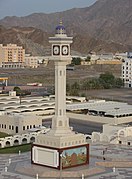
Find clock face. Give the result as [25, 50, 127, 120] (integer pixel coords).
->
[53, 45, 60, 55]
[62, 45, 69, 55]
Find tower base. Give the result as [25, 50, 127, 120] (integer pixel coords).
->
[31, 133, 89, 169]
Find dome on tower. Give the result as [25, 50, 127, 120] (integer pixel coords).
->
[55, 20, 66, 35]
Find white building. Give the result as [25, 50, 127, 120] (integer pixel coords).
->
[0, 127, 50, 148]
[0, 112, 42, 135]
[92, 123, 132, 146]
[24, 54, 49, 68]
[122, 52, 132, 87]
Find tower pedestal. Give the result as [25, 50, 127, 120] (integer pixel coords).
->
[32, 130, 89, 169]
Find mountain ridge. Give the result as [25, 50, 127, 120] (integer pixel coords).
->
[0, 0, 132, 54]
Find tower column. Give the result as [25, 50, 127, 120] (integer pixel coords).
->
[55, 61, 67, 117]
[51, 61, 70, 131]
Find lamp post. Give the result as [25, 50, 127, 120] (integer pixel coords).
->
[82, 173, 85, 179]
[60, 153, 63, 179]
[114, 107, 119, 118]
[114, 107, 119, 124]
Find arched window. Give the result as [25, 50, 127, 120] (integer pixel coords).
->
[119, 130, 125, 137]
[5, 141, 10, 147]
[30, 137, 35, 143]
[14, 140, 19, 146]
[22, 138, 27, 144]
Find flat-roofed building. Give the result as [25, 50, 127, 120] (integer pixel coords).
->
[92, 123, 132, 146]
[0, 44, 25, 68]
[25, 54, 40, 68]
[0, 112, 42, 135]
[25, 54, 49, 68]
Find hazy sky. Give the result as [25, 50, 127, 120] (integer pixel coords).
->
[0, 0, 97, 19]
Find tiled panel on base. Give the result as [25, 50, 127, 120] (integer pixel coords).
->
[31, 144, 89, 170]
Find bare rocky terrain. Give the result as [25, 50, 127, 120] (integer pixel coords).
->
[1, 64, 131, 105]
[0, 0, 132, 54]
[0, 64, 121, 86]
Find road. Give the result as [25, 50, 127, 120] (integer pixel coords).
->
[43, 118, 103, 135]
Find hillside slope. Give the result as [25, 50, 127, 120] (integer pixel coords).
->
[0, 0, 132, 53]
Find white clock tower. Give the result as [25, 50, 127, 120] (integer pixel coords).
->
[32, 21, 89, 170]
[48, 21, 73, 135]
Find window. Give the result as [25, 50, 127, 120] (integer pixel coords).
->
[23, 126, 25, 130]
[12, 126, 14, 130]
[60, 109, 62, 115]
[27, 126, 29, 129]
[60, 70, 62, 76]
[119, 141, 122, 144]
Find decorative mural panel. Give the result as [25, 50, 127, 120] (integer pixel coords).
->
[61, 146, 87, 168]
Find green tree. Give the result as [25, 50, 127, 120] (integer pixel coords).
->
[85, 56, 91, 62]
[72, 57, 81, 65]
[99, 72, 115, 89]
[71, 82, 80, 90]
[115, 78, 123, 88]
[68, 82, 80, 96]
[82, 78, 103, 90]
[13, 86, 22, 96]
[70, 88, 79, 96]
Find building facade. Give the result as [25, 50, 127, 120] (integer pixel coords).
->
[0, 112, 42, 135]
[92, 123, 132, 146]
[0, 44, 25, 68]
[25, 54, 49, 68]
[122, 52, 132, 87]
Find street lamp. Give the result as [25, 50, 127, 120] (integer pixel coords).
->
[82, 173, 85, 179]
[114, 107, 119, 117]
[114, 107, 120, 125]
[60, 153, 63, 179]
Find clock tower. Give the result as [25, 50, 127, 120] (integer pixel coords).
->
[32, 21, 89, 170]
[48, 21, 73, 135]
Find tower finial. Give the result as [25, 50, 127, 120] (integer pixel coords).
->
[55, 19, 66, 35]
[59, 19, 63, 25]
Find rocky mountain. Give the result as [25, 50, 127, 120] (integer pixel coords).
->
[0, 0, 132, 54]
[0, 26, 51, 55]
[0, 25, 129, 56]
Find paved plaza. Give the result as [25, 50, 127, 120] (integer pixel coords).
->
[0, 143, 132, 178]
